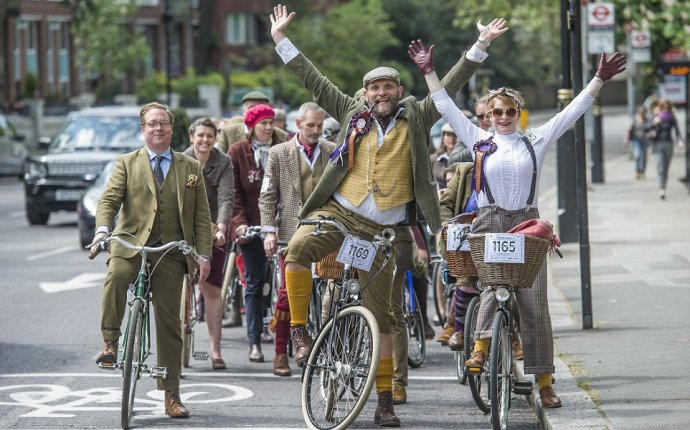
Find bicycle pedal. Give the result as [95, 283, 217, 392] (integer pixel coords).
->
[193, 351, 209, 361]
[513, 380, 533, 395]
[98, 362, 119, 370]
[148, 366, 168, 379]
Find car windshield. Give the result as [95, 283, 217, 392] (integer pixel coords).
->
[51, 115, 143, 152]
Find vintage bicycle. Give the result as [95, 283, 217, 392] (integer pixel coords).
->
[403, 270, 426, 368]
[89, 234, 202, 429]
[298, 216, 395, 430]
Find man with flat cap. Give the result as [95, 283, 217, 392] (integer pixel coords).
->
[270, 4, 505, 427]
[217, 91, 289, 153]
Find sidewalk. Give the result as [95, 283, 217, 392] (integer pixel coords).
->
[525, 149, 690, 429]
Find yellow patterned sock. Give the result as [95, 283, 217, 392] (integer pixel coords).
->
[375, 357, 394, 394]
[537, 373, 553, 390]
[286, 269, 312, 326]
[473, 338, 490, 355]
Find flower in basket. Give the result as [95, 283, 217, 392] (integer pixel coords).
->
[186, 174, 198, 188]
[247, 169, 261, 184]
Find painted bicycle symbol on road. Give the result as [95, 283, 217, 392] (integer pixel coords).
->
[0, 383, 252, 418]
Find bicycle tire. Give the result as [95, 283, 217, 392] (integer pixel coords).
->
[121, 300, 143, 429]
[181, 275, 193, 368]
[405, 286, 425, 368]
[220, 250, 237, 317]
[430, 260, 445, 324]
[301, 306, 380, 430]
[466, 296, 490, 413]
[454, 349, 468, 385]
[490, 310, 512, 430]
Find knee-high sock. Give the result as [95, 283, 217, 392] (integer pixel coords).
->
[454, 288, 478, 332]
[376, 357, 394, 394]
[286, 269, 311, 326]
[473, 338, 490, 355]
[274, 308, 290, 354]
[537, 373, 554, 390]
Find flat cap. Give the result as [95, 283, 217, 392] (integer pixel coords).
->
[362, 67, 400, 87]
[242, 90, 270, 103]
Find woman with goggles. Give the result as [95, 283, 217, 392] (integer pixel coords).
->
[408, 28, 626, 409]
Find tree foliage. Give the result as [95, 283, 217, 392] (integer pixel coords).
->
[64, 0, 149, 95]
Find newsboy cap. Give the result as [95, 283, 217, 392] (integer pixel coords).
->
[242, 91, 270, 103]
[362, 67, 400, 87]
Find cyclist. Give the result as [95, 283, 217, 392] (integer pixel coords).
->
[270, 5, 506, 426]
[258, 101, 335, 376]
[411, 38, 625, 408]
[91, 102, 213, 418]
[183, 118, 235, 370]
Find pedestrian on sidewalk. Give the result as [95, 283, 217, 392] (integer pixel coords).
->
[624, 105, 651, 180]
[647, 98, 685, 200]
[410, 38, 626, 409]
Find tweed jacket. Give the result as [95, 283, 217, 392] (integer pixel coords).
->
[95, 147, 213, 273]
[259, 136, 336, 241]
[439, 162, 474, 222]
[217, 122, 289, 154]
[183, 146, 235, 226]
[227, 136, 281, 240]
[285, 52, 481, 233]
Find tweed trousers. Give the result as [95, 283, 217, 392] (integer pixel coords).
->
[472, 205, 555, 375]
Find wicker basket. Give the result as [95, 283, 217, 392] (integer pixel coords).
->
[441, 213, 477, 277]
[315, 251, 358, 281]
[468, 233, 551, 288]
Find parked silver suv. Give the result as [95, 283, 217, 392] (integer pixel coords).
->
[23, 106, 143, 225]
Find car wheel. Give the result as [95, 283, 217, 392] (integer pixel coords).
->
[26, 203, 49, 225]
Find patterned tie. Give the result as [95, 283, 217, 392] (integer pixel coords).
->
[153, 155, 164, 184]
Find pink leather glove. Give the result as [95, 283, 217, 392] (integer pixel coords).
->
[595, 52, 626, 82]
[407, 39, 435, 74]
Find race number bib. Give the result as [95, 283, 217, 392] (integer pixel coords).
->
[446, 223, 471, 252]
[484, 233, 525, 263]
[336, 236, 376, 272]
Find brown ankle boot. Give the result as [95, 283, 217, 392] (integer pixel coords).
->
[290, 325, 313, 367]
[374, 391, 401, 427]
[164, 390, 189, 418]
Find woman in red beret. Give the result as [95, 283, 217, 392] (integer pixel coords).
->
[227, 104, 284, 362]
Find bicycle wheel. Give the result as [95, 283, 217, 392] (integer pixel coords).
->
[466, 296, 490, 413]
[307, 279, 325, 339]
[181, 275, 194, 368]
[220, 250, 237, 317]
[430, 260, 445, 324]
[301, 306, 380, 430]
[454, 349, 468, 385]
[405, 285, 425, 368]
[121, 300, 143, 429]
[490, 310, 512, 430]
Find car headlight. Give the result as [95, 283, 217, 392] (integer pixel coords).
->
[27, 161, 47, 179]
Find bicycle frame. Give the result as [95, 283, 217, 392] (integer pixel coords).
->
[120, 263, 154, 372]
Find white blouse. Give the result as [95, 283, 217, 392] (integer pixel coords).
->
[431, 89, 594, 210]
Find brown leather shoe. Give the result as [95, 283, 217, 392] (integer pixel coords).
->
[539, 386, 562, 408]
[423, 322, 435, 340]
[448, 331, 464, 350]
[273, 353, 291, 377]
[249, 344, 264, 362]
[392, 383, 406, 405]
[435, 324, 453, 345]
[164, 390, 189, 418]
[212, 358, 226, 370]
[464, 350, 486, 373]
[374, 391, 401, 427]
[512, 339, 524, 360]
[96, 341, 118, 366]
[290, 325, 313, 367]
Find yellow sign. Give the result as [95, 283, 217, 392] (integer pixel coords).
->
[670, 66, 690, 76]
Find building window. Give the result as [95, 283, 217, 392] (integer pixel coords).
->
[225, 13, 256, 46]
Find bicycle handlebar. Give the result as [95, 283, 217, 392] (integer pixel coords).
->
[301, 217, 396, 248]
[88, 234, 203, 264]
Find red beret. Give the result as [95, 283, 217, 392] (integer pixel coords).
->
[244, 104, 275, 130]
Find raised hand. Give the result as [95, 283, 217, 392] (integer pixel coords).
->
[270, 4, 296, 43]
[595, 52, 626, 82]
[476, 18, 509, 45]
[408, 39, 436, 75]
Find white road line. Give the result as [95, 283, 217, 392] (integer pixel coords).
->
[27, 245, 78, 261]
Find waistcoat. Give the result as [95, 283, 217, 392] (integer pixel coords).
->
[148, 162, 183, 246]
[299, 152, 326, 202]
[337, 120, 413, 211]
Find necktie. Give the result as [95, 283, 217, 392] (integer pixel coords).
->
[154, 155, 164, 184]
[303, 143, 315, 161]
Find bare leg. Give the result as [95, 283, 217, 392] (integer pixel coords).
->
[200, 281, 223, 360]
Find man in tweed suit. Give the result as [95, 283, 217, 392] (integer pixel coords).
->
[258, 101, 335, 377]
[271, 5, 505, 426]
[91, 102, 213, 418]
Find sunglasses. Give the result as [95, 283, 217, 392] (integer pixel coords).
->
[490, 107, 518, 118]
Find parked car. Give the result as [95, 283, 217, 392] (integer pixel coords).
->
[0, 112, 28, 178]
[77, 160, 115, 249]
[23, 106, 143, 225]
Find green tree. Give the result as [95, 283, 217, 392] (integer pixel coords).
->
[64, 0, 149, 99]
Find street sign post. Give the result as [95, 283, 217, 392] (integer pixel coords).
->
[587, 3, 615, 54]
[630, 30, 651, 63]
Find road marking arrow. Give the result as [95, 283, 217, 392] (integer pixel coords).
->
[39, 273, 106, 294]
